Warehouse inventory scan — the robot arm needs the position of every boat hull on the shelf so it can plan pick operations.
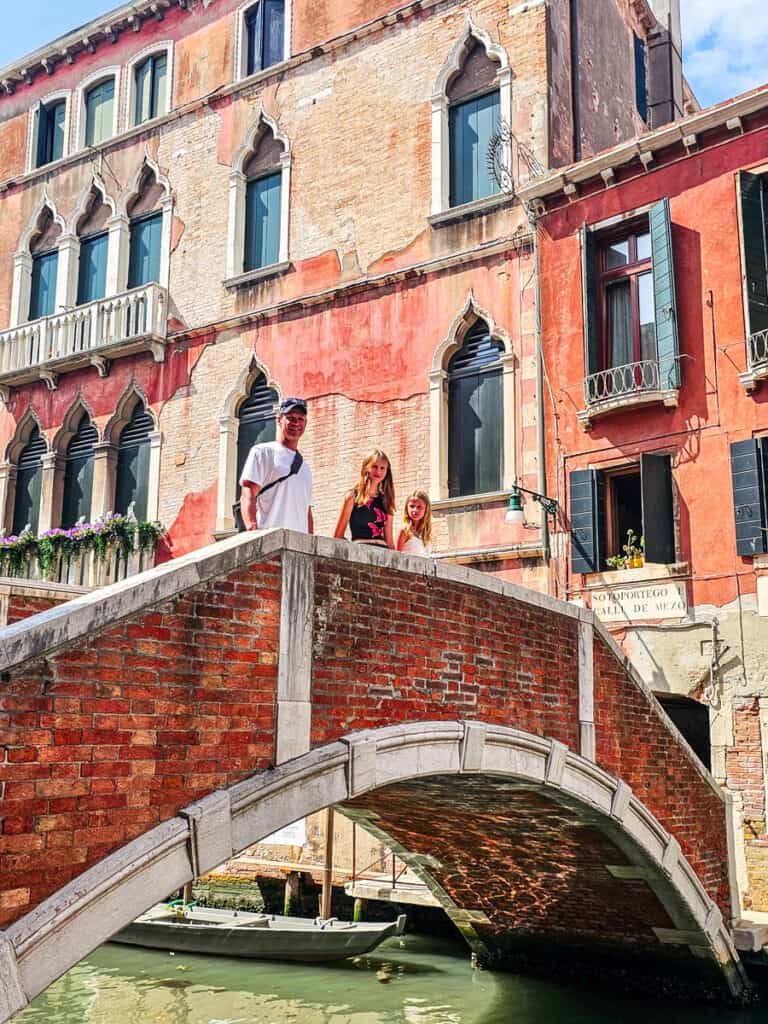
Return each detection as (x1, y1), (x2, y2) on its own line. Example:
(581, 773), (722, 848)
(111, 906), (406, 963)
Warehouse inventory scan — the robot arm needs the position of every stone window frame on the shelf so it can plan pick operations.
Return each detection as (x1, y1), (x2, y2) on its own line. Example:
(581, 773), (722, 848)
(0, 407), (49, 536)
(233, 0), (292, 83)
(225, 109), (292, 286)
(431, 19), (512, 217)
(24, 88), (73, 174)
(429, 293), (516, 503)
(124, 41), (175, 133)
(74, 65), (122, 152)
(216, 356), (282, 533)
(103, 384), (162, 523)
(112, 153), (174, 296)
(10, 192), (68, 328)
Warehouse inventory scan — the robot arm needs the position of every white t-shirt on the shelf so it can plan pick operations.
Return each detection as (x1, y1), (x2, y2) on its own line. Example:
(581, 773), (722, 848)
(402, 535), (432, 556)
(239, 441), (313, 533)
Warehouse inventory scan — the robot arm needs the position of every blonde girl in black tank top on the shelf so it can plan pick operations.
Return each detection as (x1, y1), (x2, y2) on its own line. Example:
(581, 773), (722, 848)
(333, 449), (396, 549)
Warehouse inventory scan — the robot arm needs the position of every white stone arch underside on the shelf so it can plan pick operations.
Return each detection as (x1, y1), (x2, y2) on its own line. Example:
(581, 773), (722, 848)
(429, 292), (516, 500)
(0, 721), (747, 1019)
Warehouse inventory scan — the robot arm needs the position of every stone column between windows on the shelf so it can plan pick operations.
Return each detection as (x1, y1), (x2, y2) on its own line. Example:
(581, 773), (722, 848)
(106, 213), (130, 295)
(428, 368), (448, 501)
(430, 94), (449, 215)
(55, 234), (80, 313)
(0, 463), (17, 535)
(39, 452), (63, 533)
(278, 152), (291, 265)
(227, 170), (246, 280)
(10, 253), (33, 328)
(91, 441), (118, 520)
(146, 430), (163, 524)
(217, 414), (239, 533)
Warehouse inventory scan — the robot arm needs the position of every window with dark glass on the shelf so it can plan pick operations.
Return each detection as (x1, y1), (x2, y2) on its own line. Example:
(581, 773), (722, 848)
(115, 403), (153, 520)
(12, 427), (46, 535)
(128, 212), (162, 288)
(599, 226), (656, 371)
(569, 454), (675, 574)
(244, 172), (281, 270)
(76, 232), (108, 305)
(35, 100), (65, 168)
(245, 0), (285, 76)
(236, 375), (277, 498)
(447, 320), (503, 498)
(737, 171), (768, 366)
(582, 198), (680, 401)
(29, 250), (58, 321)
(84, 78), (115, 146)
(134, 53), (167, 125)
(61, 414), (97, 529)
(634, 34), (648, 123)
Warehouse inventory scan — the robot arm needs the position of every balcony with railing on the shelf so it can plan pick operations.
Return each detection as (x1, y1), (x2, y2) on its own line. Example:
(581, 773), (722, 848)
(740, 329), (768, 392)
(0, 283), (168, 396)
(578, 358), (680, 430)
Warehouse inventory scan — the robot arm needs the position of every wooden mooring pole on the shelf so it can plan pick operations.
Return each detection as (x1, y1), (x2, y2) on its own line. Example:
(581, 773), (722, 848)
(320, 806), (335, 919)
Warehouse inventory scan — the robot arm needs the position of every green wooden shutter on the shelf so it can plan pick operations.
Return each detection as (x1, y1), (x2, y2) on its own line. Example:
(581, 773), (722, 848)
(570, 469), (605, 574)
(115, 405), (154, 520)
(581, 224), (600, 380)
(737, 171), (768, 338)
(135, 57), (153, 124)
(50, 101), (65, 162)
(29, 251), (58, 320)
(128, 213), (162, 287)
(12, 427), (46, 535)
(640, 452), (675, 563)
(152, 54), (167, 118)
(650, 197), (680, 389)
(62, 416), (97, 529)
(449, 91), (501, 207)
(236, 376), (278, 497)
(35, 102), (49, 168)
(76, 232), (108, 305)
(86, 79), (114, 146)
(244, 172), (281, 270)
(729, 439), (767, 556)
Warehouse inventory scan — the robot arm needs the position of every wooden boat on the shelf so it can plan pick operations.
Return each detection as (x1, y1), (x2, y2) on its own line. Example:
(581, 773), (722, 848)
(111, 904), (407, 963)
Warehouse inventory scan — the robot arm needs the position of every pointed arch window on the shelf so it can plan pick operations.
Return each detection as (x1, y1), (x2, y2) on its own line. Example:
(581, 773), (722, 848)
(115, 403), (154, 520)
(447, 320), (504, 497)
(12, 426), (46, 535)
(61, 414), (97, 528)
(447, 43), (500, 208)
(236, 374), (277, 497)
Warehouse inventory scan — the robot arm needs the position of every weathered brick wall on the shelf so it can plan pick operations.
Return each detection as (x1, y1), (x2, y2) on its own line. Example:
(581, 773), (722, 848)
(6, 597), (57, 626)
(0, 559), (280, 927)
(727, 698), (768, 911)
(311, 560), (581, 746)
(593, 634), (731, 917)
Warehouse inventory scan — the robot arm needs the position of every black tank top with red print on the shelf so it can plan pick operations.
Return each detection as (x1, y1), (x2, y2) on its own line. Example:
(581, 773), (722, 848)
(349, 491), (389, 543)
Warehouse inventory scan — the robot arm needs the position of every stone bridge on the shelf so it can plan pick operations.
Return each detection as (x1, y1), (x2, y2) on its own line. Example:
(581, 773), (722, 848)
(0, 531), (750, 1017)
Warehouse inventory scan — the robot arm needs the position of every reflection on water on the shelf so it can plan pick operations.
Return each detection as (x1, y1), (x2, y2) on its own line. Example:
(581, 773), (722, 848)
(12, 934), (766, 1024)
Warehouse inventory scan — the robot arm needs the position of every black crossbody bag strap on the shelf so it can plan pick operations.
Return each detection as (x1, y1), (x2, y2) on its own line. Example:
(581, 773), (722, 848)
(233, 451), (303, 532)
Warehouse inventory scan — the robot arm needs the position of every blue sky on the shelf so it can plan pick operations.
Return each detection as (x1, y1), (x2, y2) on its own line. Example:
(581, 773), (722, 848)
(0, 1), (766, 110)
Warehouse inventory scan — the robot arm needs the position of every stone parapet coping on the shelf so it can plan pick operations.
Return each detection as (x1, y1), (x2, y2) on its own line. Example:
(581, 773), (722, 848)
(0, 528), (724, 806)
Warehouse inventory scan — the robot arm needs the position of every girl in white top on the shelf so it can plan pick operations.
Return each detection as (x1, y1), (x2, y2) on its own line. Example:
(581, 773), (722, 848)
(397, 490), (433, 556)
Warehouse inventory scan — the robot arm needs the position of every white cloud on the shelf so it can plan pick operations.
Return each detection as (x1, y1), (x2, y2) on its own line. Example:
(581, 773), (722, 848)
(680, 1), (768, 106)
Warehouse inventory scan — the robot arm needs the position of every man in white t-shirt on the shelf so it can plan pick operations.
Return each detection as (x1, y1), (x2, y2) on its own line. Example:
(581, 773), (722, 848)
(239, 397), (314, 533)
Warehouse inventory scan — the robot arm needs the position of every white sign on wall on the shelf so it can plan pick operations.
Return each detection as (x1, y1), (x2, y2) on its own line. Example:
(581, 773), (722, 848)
(590, 581), (688, 624)
(262, 818), (307, 847)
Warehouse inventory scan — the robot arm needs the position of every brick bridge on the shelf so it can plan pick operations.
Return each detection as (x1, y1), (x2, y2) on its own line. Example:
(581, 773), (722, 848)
(0, 531), (750, 1017)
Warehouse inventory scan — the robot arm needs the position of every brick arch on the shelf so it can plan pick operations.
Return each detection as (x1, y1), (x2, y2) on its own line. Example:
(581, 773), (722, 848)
(0, 720), (746, 1018)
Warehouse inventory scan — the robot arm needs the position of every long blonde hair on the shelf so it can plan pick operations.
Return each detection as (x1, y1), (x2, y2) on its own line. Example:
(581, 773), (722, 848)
(354, 449), (395, 514)
(402, 489), (432, 546)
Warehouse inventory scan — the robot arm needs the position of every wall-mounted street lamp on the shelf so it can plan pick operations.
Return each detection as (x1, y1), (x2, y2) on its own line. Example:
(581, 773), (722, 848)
(505, 485), (559, 525)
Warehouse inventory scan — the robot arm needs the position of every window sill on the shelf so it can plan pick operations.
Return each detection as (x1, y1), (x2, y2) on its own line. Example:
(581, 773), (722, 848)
(432, 489), (512, 512)
(578, 387), (679, 431)
(435, 542), (545, 564)
(580, 562), (689, 589)
(428, 192), (513, 229)
(224, 261), (292, 290)
(739, 362), (768, 393)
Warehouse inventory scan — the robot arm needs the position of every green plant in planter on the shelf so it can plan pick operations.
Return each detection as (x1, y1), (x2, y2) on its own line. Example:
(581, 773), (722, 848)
(606, 529), (644, 570)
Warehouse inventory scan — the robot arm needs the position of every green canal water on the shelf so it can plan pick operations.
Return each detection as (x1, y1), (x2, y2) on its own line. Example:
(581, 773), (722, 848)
(12, 934), (766, 1024)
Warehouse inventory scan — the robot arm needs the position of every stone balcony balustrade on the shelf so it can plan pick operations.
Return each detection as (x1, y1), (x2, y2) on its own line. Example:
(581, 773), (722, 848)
(0, 282), (168, 398)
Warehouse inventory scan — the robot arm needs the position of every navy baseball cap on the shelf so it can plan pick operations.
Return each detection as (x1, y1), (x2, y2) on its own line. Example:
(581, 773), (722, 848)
(278, 397), (308, 415)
